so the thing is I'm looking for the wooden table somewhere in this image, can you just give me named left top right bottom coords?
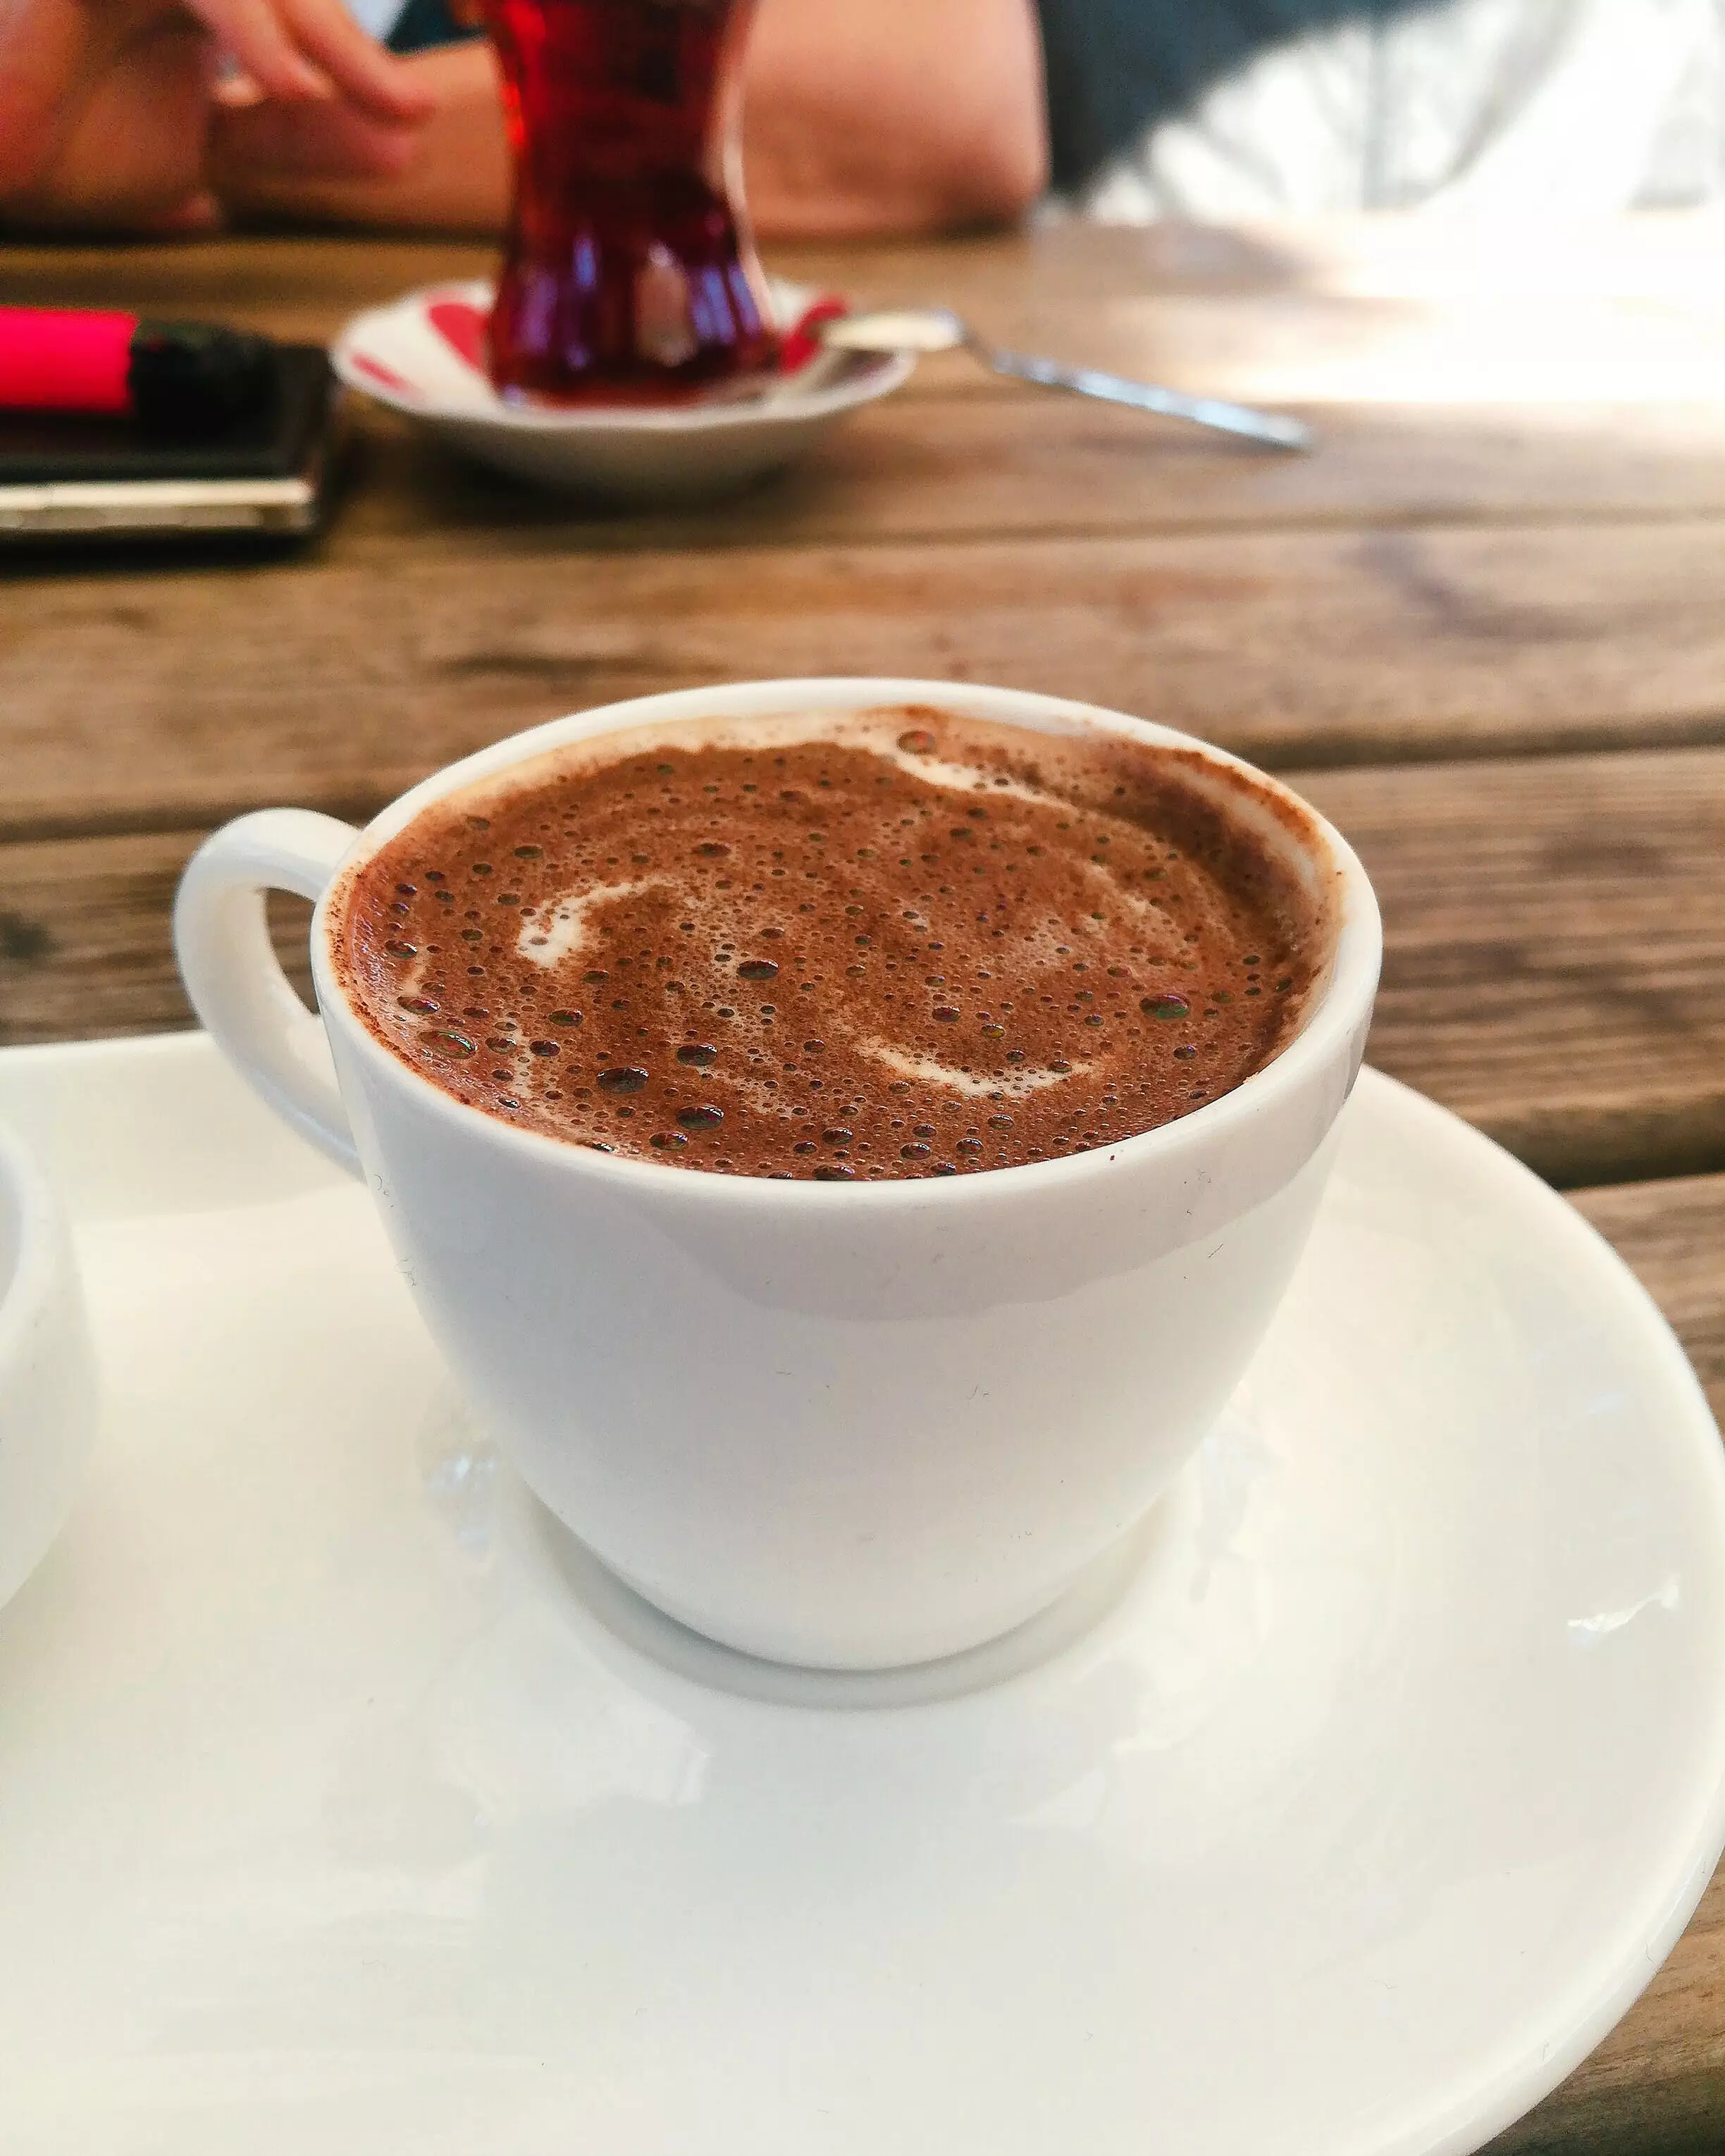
left=4, top=213, right=1724, bottom=2152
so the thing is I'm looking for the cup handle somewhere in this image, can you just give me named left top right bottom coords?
left=174, top=809, right=363, bottom=1176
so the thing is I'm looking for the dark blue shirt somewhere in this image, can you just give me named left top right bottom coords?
left=1034, top=0, right=1445, bottom=187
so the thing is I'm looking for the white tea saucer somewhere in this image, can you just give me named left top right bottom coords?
left=1, top=1032, right=1722, bottom=2156
left=331, top=278, right=914, bottom=504
left=0, top=1119, right=98, bottom=1616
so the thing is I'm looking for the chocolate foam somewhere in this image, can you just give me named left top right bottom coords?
left=332, top=705, right=1336, bottom=1179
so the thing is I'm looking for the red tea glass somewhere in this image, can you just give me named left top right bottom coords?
left=483, top=0, right=779, bottom=404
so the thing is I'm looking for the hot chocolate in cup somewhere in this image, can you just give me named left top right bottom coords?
left=175, top=680, right=1381, bottom=1670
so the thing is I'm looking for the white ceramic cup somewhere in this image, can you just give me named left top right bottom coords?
left=175, top=679, right=1380, bottom=1669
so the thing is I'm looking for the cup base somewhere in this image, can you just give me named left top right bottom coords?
left=528, top=1482, right=1198, bottom=1708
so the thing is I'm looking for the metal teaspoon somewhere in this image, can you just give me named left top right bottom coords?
left=820, top=305, right=1313, bottom=453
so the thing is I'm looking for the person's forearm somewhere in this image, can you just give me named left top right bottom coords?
left=0, top=0, right=218, bottom=227
left=218, top=0, right=1047, bottom=240
left=743, top=0, right=1048, bottom=238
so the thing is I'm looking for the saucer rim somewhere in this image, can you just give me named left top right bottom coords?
left=1340, top=1072, right=1725, bottom=2155
left=331, top=278, right=917, bottom=435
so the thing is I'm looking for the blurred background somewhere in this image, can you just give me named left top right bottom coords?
left=6, top=0, right=1725, bottom=243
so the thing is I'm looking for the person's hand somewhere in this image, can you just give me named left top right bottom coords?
left=0, top=0, right=435, bottom=231
left=210, top=39, right=511, bottom=233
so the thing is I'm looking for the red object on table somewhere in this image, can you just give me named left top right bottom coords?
left=777, top=297, right=850, bottom=374
left=0, top=306, right=135, bottom=414
left=0, top=306, right=275, bottom=435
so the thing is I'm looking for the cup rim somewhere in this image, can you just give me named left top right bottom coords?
left=310, top=678, right=1383, bottom=1206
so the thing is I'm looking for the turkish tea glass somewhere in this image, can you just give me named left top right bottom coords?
left=483, top=0, right=779, bottom=404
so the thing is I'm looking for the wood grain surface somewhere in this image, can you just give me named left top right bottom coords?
left=10, top=518, right=1725, bottom=845
left=1573, top=1174, right=1725, bottom=1446
left=5, top=221, right=1725, bottom=2156
left=1299, top=747, right=1725, bottom=1187
left=320, top=394, right=1725, bottom=550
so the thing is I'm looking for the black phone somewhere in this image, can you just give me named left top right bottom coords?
left=0, top=343, right=339, bottom=543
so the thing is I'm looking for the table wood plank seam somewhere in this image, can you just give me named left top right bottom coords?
left=22, top=498, right=1725, bottom=569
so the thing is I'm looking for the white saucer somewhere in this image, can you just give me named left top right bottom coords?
left=331, top=278, right=914, bottom=504
left=1, top=1032, right=1722, bottom=2156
